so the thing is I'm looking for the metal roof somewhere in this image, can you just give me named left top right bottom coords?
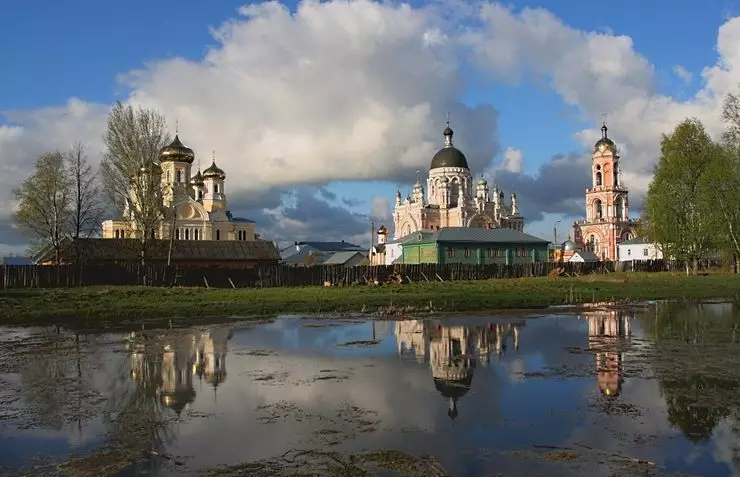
left=403, top=227, right=549, bottom=245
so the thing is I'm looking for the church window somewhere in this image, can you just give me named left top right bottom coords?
left=176, top=229, right=180, bottom=240
left=114, top=230, right=120, bottom=239
left=185, top=229, right=190, bottom=240
left=446, top=247, right=455, bottom=258
left=194, top=229, right=200, bottom=240
left=614, top=197, right=624, bottom=219
left=594, top=199, right=603, bottom=219
left=216, top=230, right=221, bottom=241
left=627, top=249, right=631, bottom=256
left=176, top=170, right=183, bottom=183
left=198, top=190, right=203, bottom=200
left=214, top=184, right=219, bottom=194
left=596, top=171, right=602, bottom=186
left=150, top=228, right=156, bottom=239
left=643, top=248, right=648, bottom=257
left=614, top=167, right=619, bottom=187
left=464, top=248, right=471, bottom=258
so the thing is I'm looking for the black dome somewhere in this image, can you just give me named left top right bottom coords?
left=430, top=147, right=469, bottom=169
left=433, top=375, right=473, bottom=400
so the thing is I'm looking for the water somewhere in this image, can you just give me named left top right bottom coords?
left=1, top=302, right=740, bottom=476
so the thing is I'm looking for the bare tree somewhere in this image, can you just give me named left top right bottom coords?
left=13, top=152, right=72, bottom=265
left=66, top=141, right=103, bottom=262
left=101, top=102, right=170, bottom=264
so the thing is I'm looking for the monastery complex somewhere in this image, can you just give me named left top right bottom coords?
left=102, top=134, right=257, bottom=243
left=393, top=122, right=524, bottom=240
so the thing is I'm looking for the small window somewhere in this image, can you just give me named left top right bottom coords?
left=487, top=248, right=493, bottom=258
left=643, top=248, right=648, bottom=256
left=185, top=229, right=190, bottom=240
left=627, top=249, right=631, bottom=256
left=214, top=184, right=219, bottom=194
left=464, top=248, right=471, bottom=258
left=216, top=230, right=221, bottom=241
left=446, top=247, right=455, bottom=258
left=176, top=170, right=183, bottom=183
left=175, top=229, right=180, bottom=240
left=516, top=248, right=529, bottom=257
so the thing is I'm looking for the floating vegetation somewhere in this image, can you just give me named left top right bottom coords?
left=204, top=449, right=442, bottom=477
left=336, top=340, right=380, bottom=348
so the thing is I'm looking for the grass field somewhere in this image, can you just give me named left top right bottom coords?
left=1, top=272, right=740, bottom=329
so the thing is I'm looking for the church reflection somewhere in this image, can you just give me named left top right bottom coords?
left=582, top=310, right=631, bottom=398
left=127, top=327, right=232, bottom=415
left=395, top=320, right=523, bottom=421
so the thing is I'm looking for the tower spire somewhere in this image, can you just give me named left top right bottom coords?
left=601, top=112, right=608, bottom=138
left=212, top=150, right=216, bottom=164
left=175, top=119, right=179, bottom=135
left=443, top=112, right=453, bottom=147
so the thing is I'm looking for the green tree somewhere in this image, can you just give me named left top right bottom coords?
left=645, top=118, right=718, bottom=275
left=100, top=102, right=169, bottom=264
left=13, top=152, right=72, bottom=265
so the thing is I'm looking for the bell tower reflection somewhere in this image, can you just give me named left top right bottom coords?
left=395, top=320, right=524, bottom=422
left=585, top=310, right=631, bottom=397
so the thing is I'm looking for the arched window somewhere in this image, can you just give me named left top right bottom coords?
left=449, top=179, right=460, bottom=207
left=176, top=170, right=183, bottom=183
left=214, top=184, right=219, bottom=194
left=613, top=166, right=619, bottom=187
left=185, top=229, right=190, bottom=240
left=198, top=190, right=203, bottom=200
left=114, top=230, right=120, bottom=239
left=594, top=199, right=603, bottom=219
left=216, top=230, right=221, bottom=241
left=614, top=197, right=624, bottom=219
left=588, top=235, right=599, bottom=253
left=194, top=229, right=199, bottom=240
left=596, top=171, right=602, bottom=186
left=175, top=229, right=180, bottom=240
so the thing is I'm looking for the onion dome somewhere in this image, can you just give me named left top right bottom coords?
left=562, top=240, right=580, bottom=251
left=477, top=175, right=488, bottom=186
left=191, top=170, right=204, bottom=186
left=160, top=135, right=195, bottom=164
left=377, top=225, right=388, bottom=234
left=594, top=123, right=617, bottom=154
left=203, top=161, right=226, bottom=180
left=430, top=121, right=469, bottom=170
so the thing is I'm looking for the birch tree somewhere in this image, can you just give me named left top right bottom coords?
left=66, top=142, right=103, bottom=261
left=100, top=102, right=169, bottom=264
left=644, top=118, right=717, bottom=275
left=13, top=152, right=72, bottom=264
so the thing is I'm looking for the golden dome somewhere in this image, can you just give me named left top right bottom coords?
left=160, top=135, right=195, bottom=164
left=203, top=161, right=226, bottom=180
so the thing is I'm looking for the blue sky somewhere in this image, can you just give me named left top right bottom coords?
left=1, top=0, right=739, bottom=250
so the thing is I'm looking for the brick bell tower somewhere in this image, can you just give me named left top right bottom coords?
left=573, top=122, right=636, bottom=260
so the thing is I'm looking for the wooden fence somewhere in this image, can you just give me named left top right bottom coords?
left=0, top=259, right=702, bottom=290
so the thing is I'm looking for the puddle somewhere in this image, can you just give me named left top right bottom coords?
left=0, top=301, right=739, bottom=476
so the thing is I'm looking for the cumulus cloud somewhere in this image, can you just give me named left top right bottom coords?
left=3, top=1, right=740, bottom=250
left=466, top=4, right=740, bottom=206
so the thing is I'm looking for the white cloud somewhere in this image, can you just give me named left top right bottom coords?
left=466, top=5, right=740, bottom=202
left=673, top=64, right=693, bottom=84
left=501, top=146, right=523, bottom=173
left=3, top=1, right=740, bottom=247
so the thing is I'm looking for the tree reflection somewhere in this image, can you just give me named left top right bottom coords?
left=640, top=302, right=740, bottom=443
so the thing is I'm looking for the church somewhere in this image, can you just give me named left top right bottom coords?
left=102, top=134, right=257, bottom=242
left=570, top=123, right=637, bottom=260
left=392, top=121, right=524, bottom=240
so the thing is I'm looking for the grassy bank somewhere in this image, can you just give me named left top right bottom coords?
left=1, top=272, right=740, bottom=328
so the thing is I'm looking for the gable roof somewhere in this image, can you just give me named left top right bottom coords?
left=322, top=251, right=367, bottom=265
left=403, top=227, right=549, bottom=245
left=571, top=251, right=600, bottom=262
left=295, top=241, right=363, bottom=252
left=35, top=238, right=280, bottom=263
left=281, top=246, right=333, bottom=264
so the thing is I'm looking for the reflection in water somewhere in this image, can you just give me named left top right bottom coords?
left=585, top=311, right=631, bottom=398
left=396, top=320, right=523, bottom=421
left=128, top=328, right=232, bottom=416
left=2, top=303, right=740, bottom=477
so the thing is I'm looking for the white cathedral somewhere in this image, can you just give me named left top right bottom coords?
left=102, top=134, right=256, bottom=242
left=392, top=121, right=524, bottom=239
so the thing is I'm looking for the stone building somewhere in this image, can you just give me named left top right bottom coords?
left=572, top=123, right=637, bottom=260
left=392, top=121, right=524, bottom=240
left=102, top=134, right=258, bottom=243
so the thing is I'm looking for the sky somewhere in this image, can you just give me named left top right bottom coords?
left=2, top=0, right=740, bottom=254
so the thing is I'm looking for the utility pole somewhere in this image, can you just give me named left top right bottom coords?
left=554, top=219, right=562, bottom=246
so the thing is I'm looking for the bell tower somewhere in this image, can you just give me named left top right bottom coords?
left=573, top=122, right=636, bottom=260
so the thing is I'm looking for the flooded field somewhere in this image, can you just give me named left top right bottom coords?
left=1, top=301, right=740, bottom=476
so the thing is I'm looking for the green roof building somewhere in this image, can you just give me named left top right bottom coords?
left=400, top=227, right=550, bottom=265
